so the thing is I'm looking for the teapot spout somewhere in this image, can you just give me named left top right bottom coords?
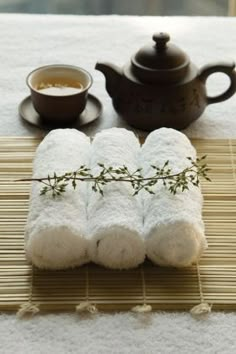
left=95, top=62, right=122, bottom=98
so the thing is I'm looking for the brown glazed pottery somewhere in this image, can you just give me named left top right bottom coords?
left=27, top=64, right=93, bottom=124
left=95, top=32, right=236, bottom=131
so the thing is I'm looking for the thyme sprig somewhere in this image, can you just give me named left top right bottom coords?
left=17, top=156, right=210, bottom=198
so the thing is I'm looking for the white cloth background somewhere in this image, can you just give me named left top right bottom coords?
left=0, top=14, right=236, bottom=354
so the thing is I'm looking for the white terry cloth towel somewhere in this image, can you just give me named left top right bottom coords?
left=25, top=129, right=90, bottom=270
left=87, top=128, right=145, bottom=269
left=140, top=128, right=207, bottom=267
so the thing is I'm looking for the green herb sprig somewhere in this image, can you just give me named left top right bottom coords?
left=16, top=155, right=210, bottom=198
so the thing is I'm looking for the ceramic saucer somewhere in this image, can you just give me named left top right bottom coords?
left=19, top=93, right=102, bottom=129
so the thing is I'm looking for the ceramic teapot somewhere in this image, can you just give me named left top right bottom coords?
left=95, top=32, right=236, bottom=131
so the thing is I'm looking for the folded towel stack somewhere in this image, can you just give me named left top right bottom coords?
left=140, top=128, right=207, bottom=267
left=87, top=128, right=145, bottom=269
left=25, top=129, right=90, bottom=269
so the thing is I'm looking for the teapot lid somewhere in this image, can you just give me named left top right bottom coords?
left=131, top=32, right=190, bottom=83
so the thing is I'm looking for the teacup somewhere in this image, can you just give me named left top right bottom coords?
left=26, top=64, right=93, bottom=124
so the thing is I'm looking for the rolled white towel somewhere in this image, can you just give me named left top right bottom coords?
left=140, top=128, right=207, bottom=267
left=87, top=128, right=145, bottom=269
left=25, top=129, right=90, bottom=270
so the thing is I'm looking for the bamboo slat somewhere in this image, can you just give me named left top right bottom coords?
left=0, top=137, right=236, bottom=312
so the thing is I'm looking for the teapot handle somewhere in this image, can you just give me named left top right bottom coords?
left=198, top=61, right=236, bottom=104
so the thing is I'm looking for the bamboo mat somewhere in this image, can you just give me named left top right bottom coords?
left=0, top=137, right=236, bottom=312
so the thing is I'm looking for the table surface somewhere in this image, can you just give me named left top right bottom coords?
left=0, top=14, right=236, bottom=138
left=1, top=14, right=236, bottom=354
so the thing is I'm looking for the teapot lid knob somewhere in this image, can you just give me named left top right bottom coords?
left=152, top=32, right=170, bottom=49
left=131, top=31, right=189, bottom=84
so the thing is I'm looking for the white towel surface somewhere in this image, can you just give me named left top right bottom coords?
left=140, top=128, right=207, bottom=267
left=25, top=129, right=90, bottom=269
left=87, top=128, right=145, bottom=269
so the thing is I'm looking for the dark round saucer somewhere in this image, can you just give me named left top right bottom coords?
left=19, top=93, right=102, bottom=129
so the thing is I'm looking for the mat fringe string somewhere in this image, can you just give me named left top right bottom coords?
left=17, top=265, right=40, bottom=318
left=190, top=262, right=212, bottom=318
left=131, top=266, right=152, bottom=313
left=76, top=265, right=98, bottom=314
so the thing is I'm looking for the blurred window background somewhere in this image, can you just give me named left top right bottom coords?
left=0, top=0, right=235, bottom=16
